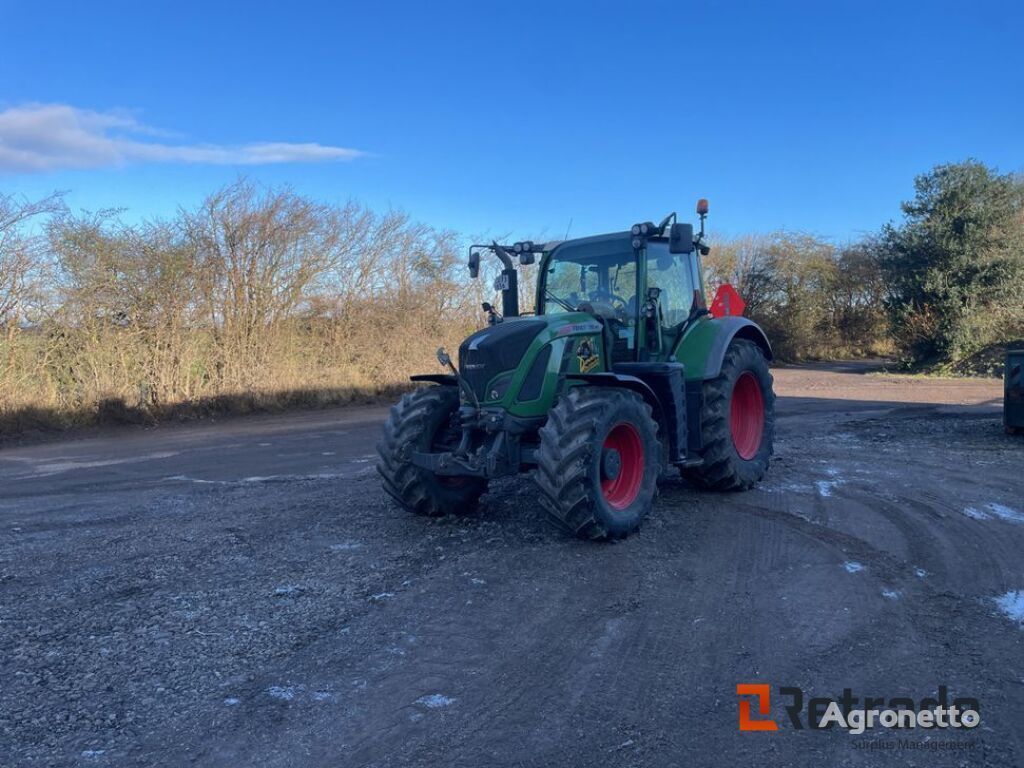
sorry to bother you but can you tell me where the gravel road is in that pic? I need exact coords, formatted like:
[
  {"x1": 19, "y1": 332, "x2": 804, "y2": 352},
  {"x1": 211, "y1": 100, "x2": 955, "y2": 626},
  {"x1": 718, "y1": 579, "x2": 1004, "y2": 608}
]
[{"x1": 2, "y1": 363, "x2": 1022, "y2": 767}]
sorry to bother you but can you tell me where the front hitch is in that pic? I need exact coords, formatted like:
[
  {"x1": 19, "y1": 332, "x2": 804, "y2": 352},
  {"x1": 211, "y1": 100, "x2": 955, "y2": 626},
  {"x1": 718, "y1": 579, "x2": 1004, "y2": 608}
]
[
  {"x1": 410, "y1": 433, "x2": 508, "y2": 477},
  {"x1": 410, "y1": 419, "x2": 516, "y2": 479},
  {"x1": 410, "y1": 450, "x2": 491, "y2": 477}
]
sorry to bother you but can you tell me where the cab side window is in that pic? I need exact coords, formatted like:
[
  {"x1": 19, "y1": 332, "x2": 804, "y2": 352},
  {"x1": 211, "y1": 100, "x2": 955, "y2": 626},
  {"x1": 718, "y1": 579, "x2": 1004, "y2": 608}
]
[{"x1": 646, "y1": 241, "x2": 694, "y2": 327}]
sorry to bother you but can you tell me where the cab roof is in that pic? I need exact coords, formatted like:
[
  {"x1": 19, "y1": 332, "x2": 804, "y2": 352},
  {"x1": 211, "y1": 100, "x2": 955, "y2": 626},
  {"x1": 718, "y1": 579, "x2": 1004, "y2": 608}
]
[{"x1": 542, "y1": 231, "x2": 634, "y2": 265}]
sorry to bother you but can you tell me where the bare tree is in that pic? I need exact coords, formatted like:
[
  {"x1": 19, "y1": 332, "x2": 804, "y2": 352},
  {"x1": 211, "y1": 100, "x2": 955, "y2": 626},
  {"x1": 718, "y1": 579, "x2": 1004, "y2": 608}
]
[
  {"x1": 0, "y1": 192, "x2": 64, "y2": 328},
  {"x1": 179, "y1": 179, "x2": 385, "y2": 390},
  {"x1": 704, "y1": 234, "x2": 776, "y2": 315}
]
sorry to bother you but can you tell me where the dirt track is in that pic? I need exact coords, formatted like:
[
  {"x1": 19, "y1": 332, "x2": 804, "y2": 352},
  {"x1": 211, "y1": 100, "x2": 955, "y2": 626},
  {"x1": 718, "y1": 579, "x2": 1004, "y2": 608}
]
[{"x1": 2, "y1": 363, "x2": 1022, "y2": 767}]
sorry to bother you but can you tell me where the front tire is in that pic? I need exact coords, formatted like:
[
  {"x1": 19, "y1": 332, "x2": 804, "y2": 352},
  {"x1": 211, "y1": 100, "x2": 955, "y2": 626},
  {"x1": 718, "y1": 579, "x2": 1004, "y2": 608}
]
[
  {"x1": 377, "y1": 387, "x2": 488, "y2": 516},
  {"x1": 535, "y1": 387, "x2": 661, "y2": 540},
  {"x1": 682, "y1": 339, "x2": 775, "y2": 491}
]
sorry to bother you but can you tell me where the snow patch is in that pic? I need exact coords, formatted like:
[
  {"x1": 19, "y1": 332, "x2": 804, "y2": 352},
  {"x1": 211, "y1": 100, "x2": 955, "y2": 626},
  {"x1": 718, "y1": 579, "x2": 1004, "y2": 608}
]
[
  {"x1": 329, "y1": 541, "x2": 363, "y2": 552},
  {"x1": 274, "y1": 584, "x2": 303, "y2": 597},
  {"x1": 760, "y1": 464, "x2": 847, "y2": 497},
  {"x1": 843, "y1": 561, "x2": 865, "y2": 573},
  {"x1": 963, "y1": 503, "x2": 1024, "y2": 523},
  {"x1": 761, "y1": 481, "x2": 816, "y2": 495},
  {"x1": 882, "y1": 589, "x2": 902, "y2": 600},
  {"x1": 167, "y1": 472, "x2": 347, "y2": 486},
  {"x1": 816, "y1": 478, "x2": 845, "y2": 497},
  {"x1": 30, "y1": 451, "x2": 178, "y2": 477},
  {"x1": 267, "y1": 685, "x2": 298, "y2": 701},
  {"x1": 81, "y1": 750, "x2": 106, "y2": 759},
  {"x1": 312, "y1": 691, "x2": 334, "y2": 702},
  {"x1": 993, "y1": 591, "x2": 1024, "y2": 627},
  {"x1": 416, "y1": 693, "x2": 455, "y2": 709},
  {"x1": 223, "y1": 697, "x2": 241, "y2": 706},
  {"x1": 987, "y1": 503, "x2": 1024, "y2": 523},
  {"x1": 914, "y1": 568, "x2": 928, "y2": 579},
  {"x1": 369, "y1": 592, "x2": 394, "y2": 602}
]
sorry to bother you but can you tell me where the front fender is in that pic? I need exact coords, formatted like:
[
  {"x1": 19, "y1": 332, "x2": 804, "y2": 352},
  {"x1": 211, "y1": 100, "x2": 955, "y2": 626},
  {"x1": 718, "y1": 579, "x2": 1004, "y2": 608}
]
[
  {"x1": 674, "y1": 316, "x2": 772, "y2": 380},
  {"x1": 410, "y1": 374, "x2": 458, "y2": 386},
  {"x1": 566, "y1": 372, "x2": 667, "y2": 437}
]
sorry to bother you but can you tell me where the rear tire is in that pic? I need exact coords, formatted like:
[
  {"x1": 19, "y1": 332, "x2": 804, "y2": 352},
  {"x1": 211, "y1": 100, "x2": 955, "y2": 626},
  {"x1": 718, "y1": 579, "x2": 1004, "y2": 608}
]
[
  {"x1": 377, "y1": 387, "x2": 488, "y2": 516},
  {"x1": 535, "y1": 387, "x2": 661, "y2": 540},
  {"x1": 682, "y1": 339, "x2": 775, "y2": 491}
]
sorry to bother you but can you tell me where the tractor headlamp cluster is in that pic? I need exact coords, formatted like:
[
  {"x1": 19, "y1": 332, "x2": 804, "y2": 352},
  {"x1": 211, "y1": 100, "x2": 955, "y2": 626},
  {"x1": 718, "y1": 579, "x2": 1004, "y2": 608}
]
[
  {"x1": 631, "y1": 221, "x2": 661, "y2": 249},
  {"x1": 512, "y1": 241, "x2": 536, "y2": 265}
]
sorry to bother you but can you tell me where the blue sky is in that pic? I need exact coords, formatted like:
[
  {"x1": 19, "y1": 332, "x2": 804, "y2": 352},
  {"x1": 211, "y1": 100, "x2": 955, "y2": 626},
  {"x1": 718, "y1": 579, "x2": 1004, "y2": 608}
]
[{"x1": 1, "y1": 0, "x2": 1022, "y2": 243}]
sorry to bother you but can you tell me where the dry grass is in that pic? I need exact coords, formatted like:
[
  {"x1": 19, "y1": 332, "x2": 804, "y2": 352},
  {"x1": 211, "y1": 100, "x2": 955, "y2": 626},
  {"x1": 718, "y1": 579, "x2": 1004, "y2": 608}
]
[{"x1": 0, "y1": 309, "x2": 477, "y2": 434}]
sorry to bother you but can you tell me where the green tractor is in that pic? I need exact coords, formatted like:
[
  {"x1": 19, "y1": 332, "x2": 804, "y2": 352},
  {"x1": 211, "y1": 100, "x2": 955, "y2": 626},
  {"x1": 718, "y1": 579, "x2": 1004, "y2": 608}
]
[{"x1": 377, "y1": 201, "x2": 775, "y2": 539}]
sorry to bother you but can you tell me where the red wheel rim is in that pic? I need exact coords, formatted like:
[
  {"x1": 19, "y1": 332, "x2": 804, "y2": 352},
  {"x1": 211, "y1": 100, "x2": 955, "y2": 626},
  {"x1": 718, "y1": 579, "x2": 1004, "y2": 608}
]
[
  {"x1": 600, "y1": 422, "x2": 645, "y2": 509},
  {"x1": 730, "y1": 371, "x2": 765, "y2": 460}
]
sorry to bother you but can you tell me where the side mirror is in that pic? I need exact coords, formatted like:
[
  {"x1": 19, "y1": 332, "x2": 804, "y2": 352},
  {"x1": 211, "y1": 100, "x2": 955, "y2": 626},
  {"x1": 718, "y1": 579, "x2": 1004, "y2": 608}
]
[
  {"x1": 669, "y1": 222, "x2": 694, "y2": 254},
  {"x1": 468, "y1": 251, "x2": 480, "y2": 278}
]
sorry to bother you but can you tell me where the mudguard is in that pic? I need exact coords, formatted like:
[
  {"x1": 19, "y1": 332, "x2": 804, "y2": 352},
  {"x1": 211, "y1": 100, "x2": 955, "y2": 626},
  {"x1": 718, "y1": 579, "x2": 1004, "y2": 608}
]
[
  {"x1": 566, "y1": 372, "x2": 669, "y2": 450},
  {"x1": 410, "y1": 374, "x2": 457, "y2": 386},
  {"x1": 674, "y1": 316, "x2": 772, "y2": 380}
]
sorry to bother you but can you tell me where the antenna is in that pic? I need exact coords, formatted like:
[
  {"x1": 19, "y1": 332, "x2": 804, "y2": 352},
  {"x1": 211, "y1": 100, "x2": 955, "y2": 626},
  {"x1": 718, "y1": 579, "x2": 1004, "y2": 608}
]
[{"x1": 563, "y1": 217, "x2": 573, "y2": 241}]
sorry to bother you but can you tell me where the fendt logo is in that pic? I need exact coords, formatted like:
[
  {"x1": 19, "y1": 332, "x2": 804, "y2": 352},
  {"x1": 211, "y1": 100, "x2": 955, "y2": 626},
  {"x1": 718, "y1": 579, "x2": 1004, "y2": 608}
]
[
  {"x1": 736, "y1": 684, "x2": 779, "y2": 731},
  {"x1": 736, "y1": 683, "x2": 981, "y2": 736}
]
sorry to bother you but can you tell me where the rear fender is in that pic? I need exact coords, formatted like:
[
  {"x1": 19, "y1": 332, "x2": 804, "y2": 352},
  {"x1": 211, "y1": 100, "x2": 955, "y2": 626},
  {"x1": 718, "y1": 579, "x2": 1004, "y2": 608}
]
[{"x1": 674, "y1": 316, "x2": 772, "y2": 380}]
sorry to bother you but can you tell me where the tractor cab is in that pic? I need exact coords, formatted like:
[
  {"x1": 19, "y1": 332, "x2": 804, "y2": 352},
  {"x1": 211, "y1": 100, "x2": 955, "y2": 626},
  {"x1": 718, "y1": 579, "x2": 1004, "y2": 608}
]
[{"x1": 537, "y1": 226, "x2": 705, "y2": 365}]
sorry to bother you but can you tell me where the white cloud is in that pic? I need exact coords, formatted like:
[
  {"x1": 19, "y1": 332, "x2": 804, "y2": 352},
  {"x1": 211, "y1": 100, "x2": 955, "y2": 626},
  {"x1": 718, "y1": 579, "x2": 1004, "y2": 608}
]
[{"x1": 0, "y1": 103, "x2": 364, "y2": 173}]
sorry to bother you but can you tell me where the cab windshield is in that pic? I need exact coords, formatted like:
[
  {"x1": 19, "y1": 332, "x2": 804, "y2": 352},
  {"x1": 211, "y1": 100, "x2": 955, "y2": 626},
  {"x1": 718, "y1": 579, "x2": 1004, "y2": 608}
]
[
  {"x1": 542, "y1": 244, "x2": 638, "y2": 359},
  {"x1": 541, "y1": 237, "x2": 701, "y2": 361},
  {"x1": 541, "y1": 241, "x2": 697, "y2": 328},
  {"x1": 542, "y1": 250, "x2": 638, "y2": 319}
]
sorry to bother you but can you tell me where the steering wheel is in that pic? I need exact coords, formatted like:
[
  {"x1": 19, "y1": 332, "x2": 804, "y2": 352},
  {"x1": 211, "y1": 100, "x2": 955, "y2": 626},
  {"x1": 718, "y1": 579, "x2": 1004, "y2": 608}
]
[{"x1": 590, "y1": 289, "x2": 629, "y2": 313}]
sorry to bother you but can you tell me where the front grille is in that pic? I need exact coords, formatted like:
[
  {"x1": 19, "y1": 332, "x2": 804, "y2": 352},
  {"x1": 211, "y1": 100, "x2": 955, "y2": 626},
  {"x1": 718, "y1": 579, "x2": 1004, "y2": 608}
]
[{"x1": 459, "y1": 320, "x2": 546, "y2": 401}]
